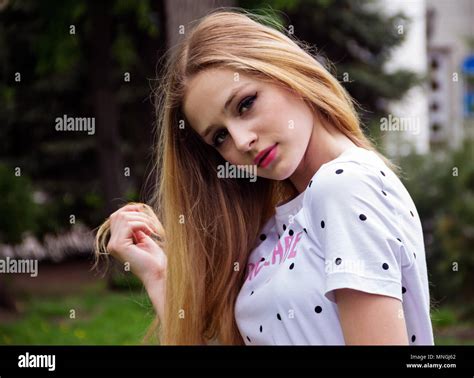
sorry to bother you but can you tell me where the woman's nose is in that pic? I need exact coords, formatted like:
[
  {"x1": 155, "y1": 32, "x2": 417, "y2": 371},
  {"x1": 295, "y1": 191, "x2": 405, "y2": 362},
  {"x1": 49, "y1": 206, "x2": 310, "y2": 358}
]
[{"x1": 228, "y1": 125, "x2": 256, "y2": 153}]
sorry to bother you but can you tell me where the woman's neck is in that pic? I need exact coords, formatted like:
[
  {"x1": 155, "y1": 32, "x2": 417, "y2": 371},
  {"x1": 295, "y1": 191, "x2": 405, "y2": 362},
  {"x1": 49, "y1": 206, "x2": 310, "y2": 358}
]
[{"x1": 289, "y1": 116, "x2": 357, "y2": 194}]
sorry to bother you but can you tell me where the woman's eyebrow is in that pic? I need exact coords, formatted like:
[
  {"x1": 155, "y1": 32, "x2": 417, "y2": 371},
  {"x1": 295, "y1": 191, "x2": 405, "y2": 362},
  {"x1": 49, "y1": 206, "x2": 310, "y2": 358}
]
[{"x1": 199, "y1": 83, "x2": 251, "y2": 139}]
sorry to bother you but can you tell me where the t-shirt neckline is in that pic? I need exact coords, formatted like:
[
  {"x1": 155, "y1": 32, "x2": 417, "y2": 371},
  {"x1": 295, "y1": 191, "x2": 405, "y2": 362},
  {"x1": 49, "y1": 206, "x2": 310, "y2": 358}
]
[{"x1": 274, "y1": 145, "x2": 365, "y2": 215}]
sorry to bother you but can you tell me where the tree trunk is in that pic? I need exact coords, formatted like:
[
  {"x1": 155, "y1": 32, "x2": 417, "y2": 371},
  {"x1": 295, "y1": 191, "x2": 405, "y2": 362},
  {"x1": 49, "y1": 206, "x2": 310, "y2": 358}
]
[
  {"x1": 164, "y1": 0, "x2": 235, "y2": 48},
  {"x1": 89, "y1": 0, "x2": 124, "y2": 216},
  {"x1": 88, "y1": 0, "x2": 124, "y2": 289}
]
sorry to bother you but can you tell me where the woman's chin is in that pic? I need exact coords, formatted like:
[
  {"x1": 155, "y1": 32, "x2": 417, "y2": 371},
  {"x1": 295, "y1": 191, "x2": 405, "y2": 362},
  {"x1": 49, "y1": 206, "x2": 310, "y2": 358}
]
[{"x1": 259, "y1": 164, "x2": 296, "y2": 182}]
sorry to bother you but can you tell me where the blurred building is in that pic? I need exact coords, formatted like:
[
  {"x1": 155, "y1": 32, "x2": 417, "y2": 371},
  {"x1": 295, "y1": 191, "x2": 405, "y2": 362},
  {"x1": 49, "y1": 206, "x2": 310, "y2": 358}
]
[{"x1": 381, "y1": 0, "x2": 473, "y2": 157}]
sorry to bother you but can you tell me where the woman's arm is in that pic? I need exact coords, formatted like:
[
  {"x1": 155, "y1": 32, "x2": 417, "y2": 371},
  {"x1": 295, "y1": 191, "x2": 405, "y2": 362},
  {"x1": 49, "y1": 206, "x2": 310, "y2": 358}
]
[
  {"x1": 145, "y1": 277, "x2": 211, "y2": 345},
  {"x1": 143, "y1": 275, "x2": 166, "y2": 326},
  {"x1": 335, "y1": 288, "x2": 409, "y2": 345}
]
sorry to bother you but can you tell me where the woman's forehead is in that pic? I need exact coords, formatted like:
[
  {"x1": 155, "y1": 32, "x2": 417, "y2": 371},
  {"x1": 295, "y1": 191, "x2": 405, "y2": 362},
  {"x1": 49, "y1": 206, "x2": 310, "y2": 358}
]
[{"x1": 182, "y1": 68, "x2": 257, "y2": 133}]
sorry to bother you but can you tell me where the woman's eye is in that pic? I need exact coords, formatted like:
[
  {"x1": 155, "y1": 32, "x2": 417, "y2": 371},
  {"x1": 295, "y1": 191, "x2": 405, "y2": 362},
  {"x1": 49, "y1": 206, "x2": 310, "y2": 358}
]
[
  {"x1": 212, "y1": 129, "x2": 228, "y2": 148},
  {"x1": 211, "y1": 93, "x2": 257, "y2": 148},
  {"x1": 238, "y1": 94, "x2": 257, "y2": 115}
]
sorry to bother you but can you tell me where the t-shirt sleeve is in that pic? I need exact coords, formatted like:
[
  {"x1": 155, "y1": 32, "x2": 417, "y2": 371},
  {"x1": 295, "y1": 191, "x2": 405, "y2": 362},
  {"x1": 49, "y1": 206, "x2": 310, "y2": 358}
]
[{"x1": 304, "y1": 161, "x2": 406, "y2": 304}]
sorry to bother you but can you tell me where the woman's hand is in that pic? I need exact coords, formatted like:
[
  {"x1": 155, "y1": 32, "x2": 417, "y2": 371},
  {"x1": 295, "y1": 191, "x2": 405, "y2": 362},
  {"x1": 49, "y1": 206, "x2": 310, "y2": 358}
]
[{"x1": 105, "y1": 203, "x2": 167, "y2": 287}]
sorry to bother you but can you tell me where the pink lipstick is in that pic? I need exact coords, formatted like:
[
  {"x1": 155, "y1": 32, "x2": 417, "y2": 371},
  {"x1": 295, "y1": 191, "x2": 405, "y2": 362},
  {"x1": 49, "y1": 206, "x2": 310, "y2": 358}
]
[{"x1": 256, "y1": 143, "x2": 278, "y2": 168}]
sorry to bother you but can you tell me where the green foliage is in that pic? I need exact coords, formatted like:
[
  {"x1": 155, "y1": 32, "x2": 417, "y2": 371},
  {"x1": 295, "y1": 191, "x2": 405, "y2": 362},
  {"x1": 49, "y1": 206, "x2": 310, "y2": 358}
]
[
  {"x1": 33, "y1": 0, "x2": 85, "y2": 76},
  {"x1": 431, "y1": 306, "x2": 458, "y2": 328},
  {"x1": 113, "y1": 0, "x2": 158, "y2": 37},
  {"x1": 239, "y1": 0, "x2": 423, "y2": 142},
  {"x1": 0, "y1": 164, "x2": 38, "y2": 244},
  {"x1": 0, "y1": 85, "x2": 15, "y2": 113},
  {"x1": 0, "y1": 0, "x2": 163, "y2": 238},
  {"x1": 112, "y1": 28, "x2": 138, "y2": 70},
  {"x1": 109, "y1": 271, "x2": 144, "y2": 291},
  {"x1": 0, "y1": 160, "x2": 114, "y2": 243},
  {"x1": 399, "y1": 139, "x2": 474, "y2": 317},
  {"x1": 0, "y1": 282, "x2": 470, "y2": 344},
  {"x1": 0, "y1": 284, "x2": 155, "y2": 345}
]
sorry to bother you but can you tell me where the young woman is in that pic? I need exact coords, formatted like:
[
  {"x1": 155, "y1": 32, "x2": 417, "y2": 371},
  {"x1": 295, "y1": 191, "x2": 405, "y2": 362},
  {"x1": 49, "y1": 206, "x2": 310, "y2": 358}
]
[{"x1": 95, "y1": 9, "x2": 434, "y2": 346}]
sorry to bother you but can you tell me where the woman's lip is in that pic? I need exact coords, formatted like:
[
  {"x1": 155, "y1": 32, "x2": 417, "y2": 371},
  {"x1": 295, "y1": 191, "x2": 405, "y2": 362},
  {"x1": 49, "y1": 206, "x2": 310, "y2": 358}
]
[
  {"x1": 254, "y1": 143, "x2": 278, "y2": 166},
  {"x1": 258, "y1": 144, "x2": 278, "y2": 168}
]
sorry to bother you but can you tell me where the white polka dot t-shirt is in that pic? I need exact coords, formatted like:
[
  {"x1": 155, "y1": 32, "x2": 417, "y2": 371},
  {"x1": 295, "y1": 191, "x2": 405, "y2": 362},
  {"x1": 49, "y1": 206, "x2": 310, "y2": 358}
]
[{"x1": 234, "y1": 146, "x2": 434, "y2": 345}]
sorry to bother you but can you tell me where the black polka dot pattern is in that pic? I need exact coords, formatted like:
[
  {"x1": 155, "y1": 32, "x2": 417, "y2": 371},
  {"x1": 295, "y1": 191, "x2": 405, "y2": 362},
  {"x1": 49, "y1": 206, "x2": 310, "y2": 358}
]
[{"x1": 240, "y1": 161, "x2": 426, "y2": 345}]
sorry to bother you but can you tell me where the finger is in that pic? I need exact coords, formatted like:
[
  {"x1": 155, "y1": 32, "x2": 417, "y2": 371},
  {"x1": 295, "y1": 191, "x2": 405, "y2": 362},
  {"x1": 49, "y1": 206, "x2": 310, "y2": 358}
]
[
  {"x1": 109, "y1": 218, "x2": 155, "y2": 247},
  {"x1": 136, "y1": 231, "x2": 165, "y2": 257},
  {"x1": 139, "y1": 208, "x2": 164, "y2": 235},
  {"x1": 116, "y1": 206, "x2": 162, "y2": 232},
  {"x1": 128, "y1": 221, "x2": 155, "y2": 236},
  {"x1": 110, "y1": 203, "x2": 145, "y2": 218},
  {"x1": 128, "y1": 205, "x2": 164, "y2": 235},
  {"x1": 121, "y1": 204, "x2": 149, "y2": 214},
  {"x1": 119, "y1": 213, "x2": 161, "y2": 235},
  {"x1": 133, "y1": 229, "x2": 152, "y2": 245},
  {"x1": 132, "y1": 230, "x2": 140, "y2": 244},
  {"x1": 136, "y1": 230, "x2": 155, "y2": 246}
]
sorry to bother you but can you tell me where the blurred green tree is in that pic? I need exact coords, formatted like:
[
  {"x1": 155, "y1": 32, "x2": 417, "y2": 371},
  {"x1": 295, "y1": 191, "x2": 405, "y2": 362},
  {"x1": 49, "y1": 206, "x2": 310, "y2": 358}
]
[
  {"x1": 0, "y1": 0, "x2": 421, "y2": 236},
  {"x1": 0, "y1": 0, "x2": 165, "y2": 238},
  {"x1": 239, "y1": 0, "x2": 423, "y2": 147},
  {"x1": 0, "y1": 163, "x2": 37, "y2": 244},
  {"x1": 399, "y1": 140, "x2": 474, "y2": 317}
]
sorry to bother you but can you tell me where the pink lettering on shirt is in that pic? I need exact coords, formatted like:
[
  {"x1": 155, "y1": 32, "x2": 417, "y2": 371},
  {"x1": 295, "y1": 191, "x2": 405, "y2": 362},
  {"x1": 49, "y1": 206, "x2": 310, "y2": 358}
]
[
  {"x1": 283, "y1": 235, "x2": 293, "y2": 259},
  {"x1": 245, "y1": 263, "x2": 255, "y2": 281},
  {"x1": 271, "y1": 240, "x2": 284, "y2": 265},
  {"x1": 246, "y1": 231, "x2": 304, "y2": 281},
  {"x1": 285, "y1": 231, "x2": 303, "y2": 261},
  {"x1": 254, "y1": 260, "x2": 265, "y2": 276}
]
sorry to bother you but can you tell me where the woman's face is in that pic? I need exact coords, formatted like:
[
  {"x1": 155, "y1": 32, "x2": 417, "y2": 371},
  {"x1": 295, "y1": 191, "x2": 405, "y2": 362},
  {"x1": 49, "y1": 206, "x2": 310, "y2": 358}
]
[{"x1": 183, "y1": 68, "x2": 315, "y2": 181}]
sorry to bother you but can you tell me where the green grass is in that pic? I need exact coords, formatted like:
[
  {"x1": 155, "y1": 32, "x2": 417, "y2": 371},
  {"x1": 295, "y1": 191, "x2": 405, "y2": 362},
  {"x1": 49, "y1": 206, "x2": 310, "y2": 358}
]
[
  {"x1": 434, "y1": 335, "x2": 474, "y2": 345},
  {"x1": 1, "y1": 280, "x2": 472, "y2": 345},
  {"x1": 432, "y1": 305, "x2": 474, "y2": 345},
  {"x1": 0, "y1": 282, "x2": 157, "y2": 345}
]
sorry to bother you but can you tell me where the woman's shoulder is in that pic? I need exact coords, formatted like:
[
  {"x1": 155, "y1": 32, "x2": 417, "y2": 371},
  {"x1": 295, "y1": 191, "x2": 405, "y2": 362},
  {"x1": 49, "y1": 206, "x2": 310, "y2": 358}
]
[{"x1": 304, "y1": 147, "x2": 388, "y2": 201}]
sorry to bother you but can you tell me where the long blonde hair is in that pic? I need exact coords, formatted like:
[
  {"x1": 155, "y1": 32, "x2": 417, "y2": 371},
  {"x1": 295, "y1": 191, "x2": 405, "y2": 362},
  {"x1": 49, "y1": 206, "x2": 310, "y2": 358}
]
[{"x1": 95, "y1": 8, "x2": 395, "y2": 345}]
